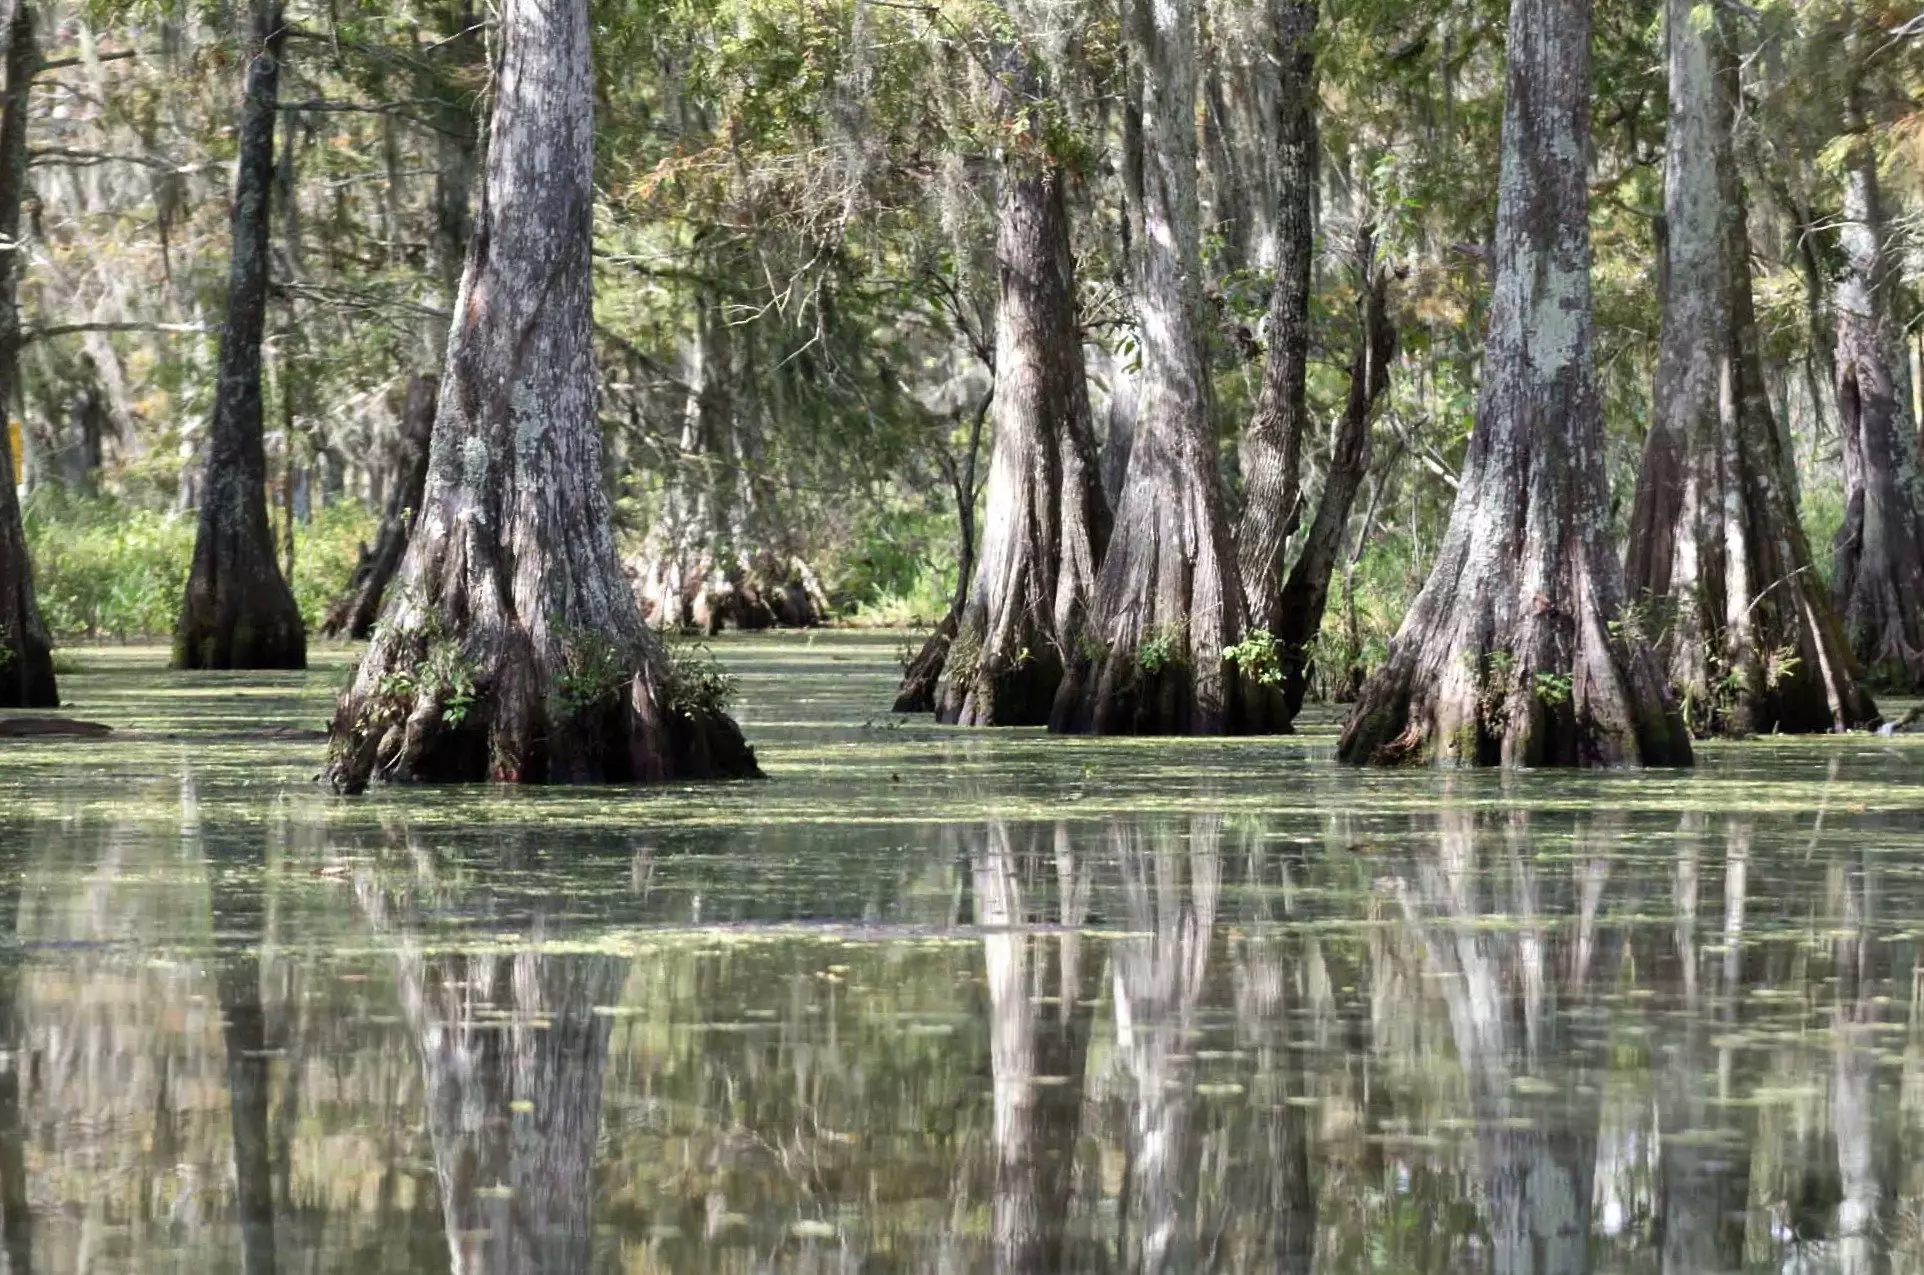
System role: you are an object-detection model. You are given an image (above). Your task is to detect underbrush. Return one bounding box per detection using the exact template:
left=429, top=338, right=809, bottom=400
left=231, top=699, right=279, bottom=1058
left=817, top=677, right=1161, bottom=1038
left=24, top=493, right=375, bottom=641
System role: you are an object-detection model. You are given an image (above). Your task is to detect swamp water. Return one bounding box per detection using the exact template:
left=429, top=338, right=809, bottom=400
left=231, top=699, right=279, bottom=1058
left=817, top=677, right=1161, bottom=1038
left=3, top=631, right=1924, bottom=1273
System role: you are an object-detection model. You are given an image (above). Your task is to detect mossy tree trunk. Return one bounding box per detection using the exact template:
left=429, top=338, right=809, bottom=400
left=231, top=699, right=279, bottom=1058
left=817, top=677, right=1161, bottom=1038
left=1829, top=89, right=1924, bottom=690
left=0, top=0, right=55, bottom=708
left=321, top=374, right=437, bottom=639
left=1273, top=234, right=1394, bottom=721
left=1336, top=0, right=1689, bottom=768
left=173, top=0, right=306, bottom=671
left=323, top=0, right=757, bottom=791
left=935, top=155, right=1108, bottom=726
left=1622, top=0, right=1875, bottom=736
left=1052, top=0, right=1272, bottom=735
left=1234, top=0, right=1316, bottom=637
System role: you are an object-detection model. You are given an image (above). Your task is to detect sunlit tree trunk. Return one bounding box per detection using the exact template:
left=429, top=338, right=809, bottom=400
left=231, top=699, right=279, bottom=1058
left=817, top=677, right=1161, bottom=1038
left=323, top=0, right=757, bottom=791
left=1273, top=237, right=1394, bottom=720
left=1623, top=0, right=1874, bottom=736
left=174, top=0, right=306, bottom=671
left=1337, top=0, right=1688, bottom=767
left=0, top=0, right=56, bottom=708
left=1235, top=0, right=1316, bottom=637
left=1053, top=0, right=1271, bottom=735
left=937, top=155, right=1108, bottom=725
left=1830, top=81, right=1924, bottom=690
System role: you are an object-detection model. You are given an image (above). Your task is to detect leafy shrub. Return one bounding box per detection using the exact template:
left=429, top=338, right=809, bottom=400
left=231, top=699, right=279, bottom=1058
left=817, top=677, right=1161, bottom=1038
left=24, top=493, right=374, bottom=640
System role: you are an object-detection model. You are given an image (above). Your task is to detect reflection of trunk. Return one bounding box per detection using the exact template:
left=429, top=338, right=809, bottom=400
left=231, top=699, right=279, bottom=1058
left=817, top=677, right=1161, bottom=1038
left=174, top=0, right=307, bottom=671
left=1831, top=846, right=1887, bottom=1275
left=1274, top=241, right=1395, bottom=721
left=937, top=160, right=1108, bottom=726
left=1112, top=817, right=1219, bottom=1271
left=209, top=837, right=277, bottom=1275
left=1397, top=810, right=1599, bottom=1275
left=1224, top=841, right=1314, bottom=1271
left=321, top=374, right=438, bottom=639
left=1051, top=0, right=1270, bottom=736
left=356, top=837, right=627, bottom=1274
left=322, top=0, right=758, bottom=790
left=415, top=951, right=625, bottom=1273
left=1337, top=0, right=1688, bottom=767
left=975, top=823, right=1096, bottom=1273
left=1624, top=0, right=1874, bottom=735
left=0, top=1, right=55, bottom=709
left=1655, top=815, right=1746, bottom=1274
left=1830, top=87, right=1924, bottom=690
left=0, top=829, right=29, bottom=1275
left=1235, top=0, right=1316, bottom=635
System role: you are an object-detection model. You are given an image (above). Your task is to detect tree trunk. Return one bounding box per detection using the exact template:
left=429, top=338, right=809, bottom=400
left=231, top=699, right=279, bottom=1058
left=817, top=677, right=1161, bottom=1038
left=1336, top=0, right=1689, bottom=768
left=1052, top=0, right=1273, bottom=735
left=1830, top=92, right=1924, bottom=689
left=936, top=164, right=1108, bottom=726
left=1622, top=0, right=1875, bottom=737
left=1235, top=0, right=1316, bottom=636
left=0, top=0, right=54, bottom=708
left=323, top=0, right=758, bottom=791
left=892, top=393, right=985, bottom=713
left=321, top=374, right=438, bottom=639
left=1274, top=235, right=1394, bottom=721
left=174, top=0, right=305, bottom=671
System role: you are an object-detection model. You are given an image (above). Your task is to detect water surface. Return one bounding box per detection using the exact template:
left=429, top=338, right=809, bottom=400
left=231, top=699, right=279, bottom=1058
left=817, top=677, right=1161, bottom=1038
left=3, top=633, right=1923, bottom=1272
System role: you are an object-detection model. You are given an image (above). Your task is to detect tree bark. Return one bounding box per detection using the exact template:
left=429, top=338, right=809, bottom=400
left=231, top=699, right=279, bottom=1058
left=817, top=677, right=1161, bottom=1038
left=321, top=374, right=438, bottom=639
left=1622, top=0, right=1875, bottom=736
left=0, top=0, right=53, bottom=708
left=1830, top=86, right=1924, bottom=690
left=1052, top=0, right=1274, bottom=735
left=323, top=0, right=758, bottom=791
left=936, top=162, right=1108, bottom=726
left=1234, top=0, right=1317, bottom=636
left=1336, top=0, right=1689, bottom=768
left=1273, top=234, right=1394, bottom=721
left=173, top=0, right=306, bottom=671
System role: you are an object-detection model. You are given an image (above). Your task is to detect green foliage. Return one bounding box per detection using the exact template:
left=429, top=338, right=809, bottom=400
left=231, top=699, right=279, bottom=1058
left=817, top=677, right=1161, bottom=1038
left=1221, top=628, right=1285, bottom=687
left=368, top=611, right=477, bottom=729
left=1533, top=671, right=1574, bottom=708
left=663, top=633, right=737, bottom=718
left=554, top=629, right=634, bottom=719
left=1137, top=626, right=1183, bottom=676
left=25, top=494, right=373, bottom=640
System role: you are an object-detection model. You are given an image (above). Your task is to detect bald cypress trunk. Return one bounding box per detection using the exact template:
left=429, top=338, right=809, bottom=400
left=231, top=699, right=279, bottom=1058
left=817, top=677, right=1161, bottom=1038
left=1337, top=0, right=1688, bottom=767
left=1274, top=240, right=1394, bottom=720
left=321, top=375, right=437, bottom=639
left=324, top=0, right=757, bottom=791
left=174, top=0, right=306, bottom=671
left=1052, top=0, right=1271, bottom=735
left=0, top=0, right=53, bottom=708
left=1623, top=0, right=1875, bottom=736
left=936, top=162, right=1108, bottom=726
left=1235, top=0, right=1316, bottom=637
left=1830, top=94, right=1924, bottom=689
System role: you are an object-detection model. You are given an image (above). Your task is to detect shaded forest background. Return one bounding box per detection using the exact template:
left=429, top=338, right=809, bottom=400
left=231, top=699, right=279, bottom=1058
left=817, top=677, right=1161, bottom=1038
left=7, top=0, right=1921, bottom=705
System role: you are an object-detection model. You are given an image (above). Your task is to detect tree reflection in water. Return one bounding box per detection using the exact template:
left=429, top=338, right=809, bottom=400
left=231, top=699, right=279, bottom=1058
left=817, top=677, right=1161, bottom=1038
left=355, top=832, right=624, bottom=1275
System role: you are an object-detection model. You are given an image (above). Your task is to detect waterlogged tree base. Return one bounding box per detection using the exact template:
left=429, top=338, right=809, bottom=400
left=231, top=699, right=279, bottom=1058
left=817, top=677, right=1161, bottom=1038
left=322, top=627, right=759, bottom=794
left=892, top=612, right=956, bottom=714
left=1337, top=611, right=1690, bottom=769
left=935, top=612, right=1065, bottom=727
left=1051, top=640, right=1286, bottom=736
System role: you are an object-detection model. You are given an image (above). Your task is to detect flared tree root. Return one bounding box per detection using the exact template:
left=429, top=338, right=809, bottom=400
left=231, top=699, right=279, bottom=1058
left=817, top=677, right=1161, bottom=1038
left=323, top=621, right=759, bottom=793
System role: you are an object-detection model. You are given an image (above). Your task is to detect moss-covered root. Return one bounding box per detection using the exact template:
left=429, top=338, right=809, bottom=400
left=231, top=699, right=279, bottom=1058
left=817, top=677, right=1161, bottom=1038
left=892, top=609, right=957, bottom=714
left=322, top=632, right=760, bottom=794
